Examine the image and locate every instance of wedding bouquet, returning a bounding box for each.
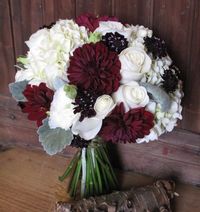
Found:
[9,14,183,198]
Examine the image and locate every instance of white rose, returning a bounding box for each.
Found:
[72,117,102,140]
[119,47,152,83]
[113,81,149,112]
[49,86,79,130]
[95,21,132,39]
[94,95,115,118]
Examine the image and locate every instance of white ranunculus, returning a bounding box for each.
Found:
[119,47,152,83]
[48,86,79,130]
[94,95,115,118]
[95,21,132,39]
[72,117,102,140]
[113,81,149,112]
[25,28,50,49]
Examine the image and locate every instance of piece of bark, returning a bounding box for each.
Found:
[55,180,175,212]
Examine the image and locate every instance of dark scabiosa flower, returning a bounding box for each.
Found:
[102,32,128,54]
[75,13,118,32]
[99,103,154,143]
[144,36,167,59]
[22,83,54,127]
[70,135,91,148]
[73,88,98,121]
[162,66,179,93]
[68,42,121,95]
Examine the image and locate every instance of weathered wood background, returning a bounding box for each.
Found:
[0,0,200,185]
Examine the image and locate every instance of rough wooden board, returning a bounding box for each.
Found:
[0,147,199,212]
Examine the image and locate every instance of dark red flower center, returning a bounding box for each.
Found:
[67,42,121,95]
[99,103,154,143]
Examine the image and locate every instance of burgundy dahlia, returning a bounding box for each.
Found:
[99,103,154,143]
[75,13,118,32]
[68,42,121,95]
[22,83,54,127]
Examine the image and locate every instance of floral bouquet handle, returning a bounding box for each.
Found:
[59,139,118,198]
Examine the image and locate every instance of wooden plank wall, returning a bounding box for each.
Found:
[0,0,200,185]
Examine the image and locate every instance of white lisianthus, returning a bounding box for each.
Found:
[113,81,149,112]
[16,20,88,90]
[48,86,79,130]
[72,117,102,140]
[119,47,152,83]
[94,95,115,118]
[95,21,132,39]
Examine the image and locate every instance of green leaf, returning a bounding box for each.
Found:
[64,84,77,99]
[17,56,28,65]
[37,118,73,155]
[8,80,28,102]
[140,82,172,112]
[88,32,102,43]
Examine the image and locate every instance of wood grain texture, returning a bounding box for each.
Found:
[10,0,43,56]
[110,129,200,185]
[42,0,76,25]
[0,0,15,95]
[0,147,200,212]
[114,0,154,26]
[76,0,113,17]
[182,0,200,132]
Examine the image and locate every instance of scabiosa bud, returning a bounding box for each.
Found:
[144,36,167,59]
[102,32,128,54]
[162,67,179,93]
[70,135,91,148]
[73,88,98,122]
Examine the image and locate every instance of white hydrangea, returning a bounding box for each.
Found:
[15,20,88,90]
[141,56,172,85]
[127,25,152,49]
[137,82,183,143]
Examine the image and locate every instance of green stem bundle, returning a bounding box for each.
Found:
[59,141,118,198]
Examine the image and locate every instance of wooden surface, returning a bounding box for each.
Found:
[0,147,200,212]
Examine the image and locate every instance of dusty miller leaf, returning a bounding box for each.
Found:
[8,80,28,102]
[140,82,172,112]
[37,118,73,155]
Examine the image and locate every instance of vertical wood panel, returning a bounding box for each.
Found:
[182,1,200,132]
[42,0,76,25]
[10,0,43,56]
[76,0,113,17]
[0,0,15,95]
[114,0,154,26]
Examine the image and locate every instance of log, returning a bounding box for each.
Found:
[55,180,175,212]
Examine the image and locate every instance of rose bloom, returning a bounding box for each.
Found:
[119,47,152,84]
[113,81,149,112]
